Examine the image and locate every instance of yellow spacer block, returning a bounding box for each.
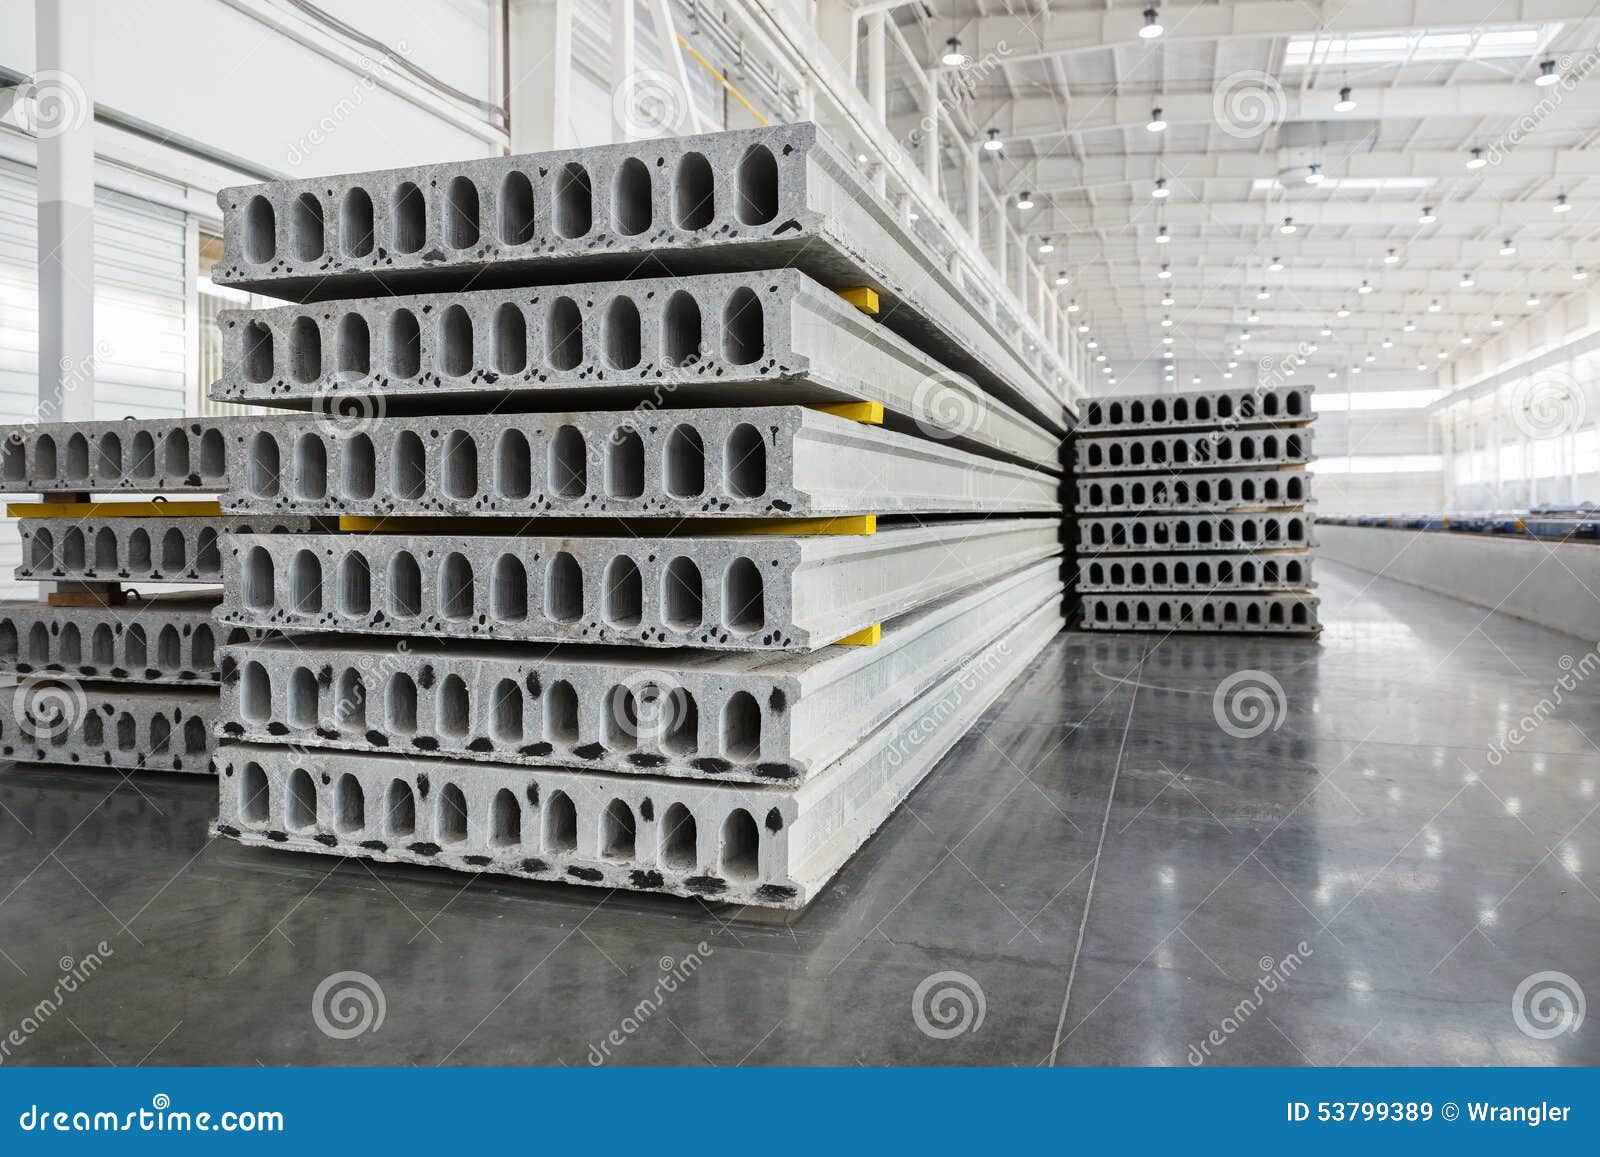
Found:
[835,623,881,647]
[7,500,222,519]
[810,401,885,425]
[337,513,877,537]
[835,286,880,315]
[721,514,876,536]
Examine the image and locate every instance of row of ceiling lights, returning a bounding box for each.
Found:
[952,4,1571,390]
[985,71,1570,154]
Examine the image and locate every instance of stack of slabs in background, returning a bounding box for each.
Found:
[1071,386,1319,634]
[205,123,1070,908]
[0,417,299,773]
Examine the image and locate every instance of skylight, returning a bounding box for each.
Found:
[1283,24,1561,68]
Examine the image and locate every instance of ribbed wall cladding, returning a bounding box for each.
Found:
[1081,386,1314,432]
[1077,512,1313,554]
[1080,592,1320,634]
[210,124,1073,432]
[217,564,1063,782]
[0,417,276,493]
[1075,428,1314,475]
[0,594,236,683]
[15,517,321,585]
[220,406,1059,518]
[0,683,218,773]
[213,603,1059,909]
[216,521,1062,652]
[1074,469,1311,513]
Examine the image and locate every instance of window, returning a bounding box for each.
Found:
[198,232,270,417]
[1283,24,1560,68]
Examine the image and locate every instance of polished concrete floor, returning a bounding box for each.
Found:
[1,559,1595,1066]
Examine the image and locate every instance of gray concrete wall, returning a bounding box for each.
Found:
[1316,523,1599,641]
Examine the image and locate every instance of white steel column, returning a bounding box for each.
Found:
[966,146,980,240]
[610,0,636,142]
[509,0,574,152]
[922,73,940,192]
[647,0,705,134]
[866,13,887,195]
[35,0,95,427]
